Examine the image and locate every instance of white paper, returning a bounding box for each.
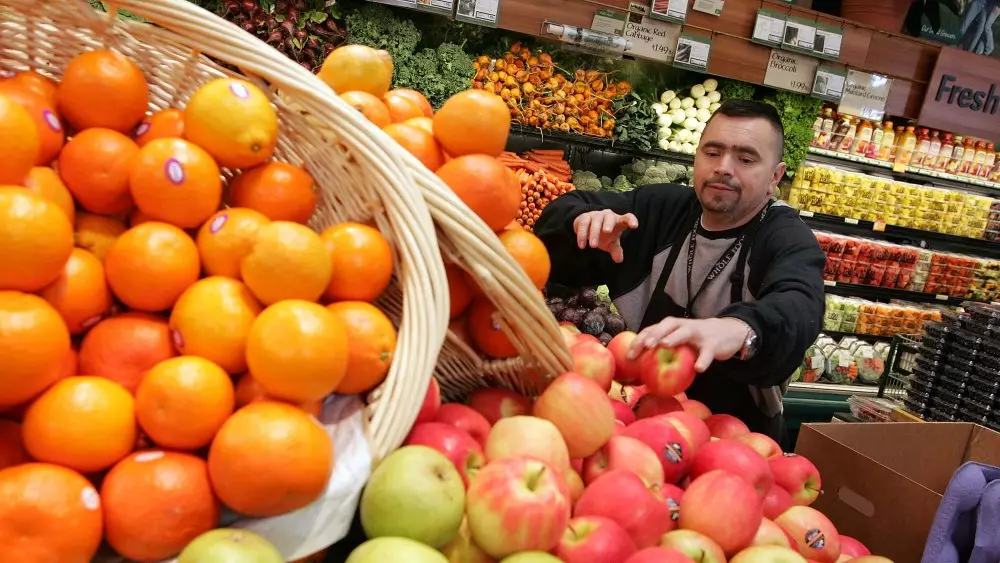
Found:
[814,28,842,57]
[674,35,710,68]
[753,12,785,44]
[783,19,816,50]
[692,0,724,16]
[814,69,846,99]
[456,0,498,25]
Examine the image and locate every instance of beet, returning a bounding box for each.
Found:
[565,295,580,308]
[548,304,567,318]
[578,288,598,307]
[560,308,586,327]
[581,311,606,336]
[598,333,614,346]
[605,314,626,336]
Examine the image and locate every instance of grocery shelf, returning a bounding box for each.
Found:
[820,329,895,343]
[507,124,694,167]
[822,279,980,306]
[789,381,880,397]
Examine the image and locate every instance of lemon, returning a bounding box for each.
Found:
[183,78,278,169]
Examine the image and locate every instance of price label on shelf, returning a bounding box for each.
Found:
[799,210,815,217]
[839,70,891,122]
[752,8,786,47]
[936,294,949,301]
[873,220,887,232]
[454,0,499,27]
[844,218,859,225]
[764,49,818,94]
[824,280,837,287]
[672,32,712,71]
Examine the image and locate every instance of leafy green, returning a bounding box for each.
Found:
[759,89,823,176]
[344,2,421,80]
[612,92,657,152]
[718,79,756,102]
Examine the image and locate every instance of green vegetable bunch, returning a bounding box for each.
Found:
[612,92,657,153]
[760,89,822,177]
[623,159,692,186]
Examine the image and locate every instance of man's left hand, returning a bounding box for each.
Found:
[626,317,749,372]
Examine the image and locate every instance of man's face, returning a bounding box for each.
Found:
[693,113,786,221]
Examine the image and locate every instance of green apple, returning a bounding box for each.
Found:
[499,552,563,562]
[441,518,494,563]
[346,537,448,563]
[360,445,465,548]
[730,545,808,563]
[177,529,282,563]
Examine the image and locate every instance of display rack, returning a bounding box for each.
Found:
[822,279,980,306]
[821,329,894,343]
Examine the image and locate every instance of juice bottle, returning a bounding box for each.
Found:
[911,128,931,168]
[946,136,965,174]
[829,115,852,152]
[982,143,996,179]
[894,126,917,167]
[934,133,954,171]
[838,118,858,154]
[971,141,989,177]
[852,120,874,156]
[866,121,885,159]
[816,108,835,149]
[959,137,976,175]
[811,112,824,146]
[924,131,942,170]
[876,122,896,161]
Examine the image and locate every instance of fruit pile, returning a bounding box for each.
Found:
[547,286,626,345]
[346,327,895,562]
[0,45,404,561]
[498,149,575,231]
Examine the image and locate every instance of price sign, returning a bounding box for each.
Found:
[650,0,687,23]
[839,70,892,122]
[752,9,786,47]
[455,0,499,27]
[813,22,843,59]
[764,49,819,94]
[673,32,712,71]
[812,64,846,102]
[623,15,680,62]
[782,15,816,53]
[592,8,628,36]
[692,0,724,16]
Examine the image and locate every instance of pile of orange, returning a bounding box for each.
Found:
[0,46,401,562]
[317,44,553,362]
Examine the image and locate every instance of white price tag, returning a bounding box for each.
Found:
[824,280,837,287]
[935,294,949,301]
[844,218,859,225]
[800,210,815,217]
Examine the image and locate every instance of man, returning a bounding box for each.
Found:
[534,99,825,442]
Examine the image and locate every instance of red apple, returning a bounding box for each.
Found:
[466,457,571,559]
[634,394,682,420]
[574,469,673,549]
[571,458,584,474]
[607,331,643,384]
[415,377,441,425]
[659,530,727,563]
[565,467,585,503]
[466,388,531,425]
[613,420,626,434]
[434,403,492,446]
[656,483,684,527]
[622,417,691,485]
[609,382,650,408]
[678,470,763,556]
[576,333,601,345]
[775,506,841,563]
[847,557,894,563]
[405,422,485,487]
[705,414,750,439]
[441,518,495,563]
[752,517,794,548]
[534,372,616,458]
[674,392,687,401]
[639,345,696,398]
[735,432,783,458]
[763,482,795,520]
[485,416,570,474]
[610,397,637,425]
[560,322,581,334]
[571,339,616,391]
[768,454,822,506]
[838,535,871,557]
[731,545,808,563]
[661,411,711,454]
[689,439,773,498]
[623,547,694,563]
[583,435,665,487]
[557,516,637,563]
[680,399,711,420]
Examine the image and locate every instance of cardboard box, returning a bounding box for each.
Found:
[795,422,1000,563]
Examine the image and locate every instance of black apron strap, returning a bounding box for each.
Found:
[639,209,698,329]
[729,201,773,303]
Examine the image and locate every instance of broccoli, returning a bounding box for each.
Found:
[572,170,602,191]
[394,44,475,109]
[600,176,613,189]
[631,159,649,176]
[612,175,633,192]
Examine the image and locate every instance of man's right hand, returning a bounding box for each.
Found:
[573,210,639,264]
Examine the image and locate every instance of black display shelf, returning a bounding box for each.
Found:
[822,280,981,306]
[820,329,895,343]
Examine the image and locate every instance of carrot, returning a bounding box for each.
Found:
[530,149,565,156]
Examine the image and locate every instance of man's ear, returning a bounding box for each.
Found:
[771,161,787,194]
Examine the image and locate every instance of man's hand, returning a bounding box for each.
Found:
[573,210,639,264]
[626,317,750,372]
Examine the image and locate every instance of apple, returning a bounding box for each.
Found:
[610,382,650,408]
[775,506,841,563]
[661,411,711,454]
[583,435,665,487]
[571,339,616,391]
[763,482,795,520]
[405,422,485,487]
[559,322,581,334]
[575,333,601,345]
[360,445,465,548]
[610,398,637,425]
[571,458,584,474]
[621,417,690,484]
[466,457,571,559]
[434,403,492,446]
[838,536,871,557]
[704,414,749,439]
[179,529,283,563]
[730,545,807,563]
[613,420,626,434]
[416,378,441,425]
[768,454,822,506]
[485,416,570,473]
[688,439,773,498]
[574,469,673,549]
[557,516,637,563]
[678,470,763,556]
[847,557,894,563]
[533,372,616,458]
[346,537,450,563]
[735,432,782,458]
[680,399,711,420]
[639,345,696,397]
[674,392,687,401]
[657,483,684,526]
[659,530,727,563]
[623,547,694,563]
[565,467,585,503]
[440,518,495,563]
[467,388,530,425]
[752,518,794,548]
[606,331,643,383]
[498,553,562,562]
[634,394,683,419]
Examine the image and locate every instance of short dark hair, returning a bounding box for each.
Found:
[708,99,785,160]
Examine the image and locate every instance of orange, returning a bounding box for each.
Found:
[241,221,332,305]
[389,88,433,118]
[105,222,200,312]
[135,356,235,450]
[196,207,270,278]
[129,207,155,227]
[74,212,127,262]
[383,123,445,172]
[0,83,64,164]
[134,108,185,147]
[78,312,177,394]
[37,248,112,335]
[57,49,149,133]
[433,89,510,157]
[129,138,222,229]
[0,463,103,563]
[0,347,81,421]
[0,420,27,470]
[467,296,518,358]
[169,277,263,374]
[446,263,474,318]
[320,222,393,302]
[499,228,551,289]
[339,90,391,128]
[326,301,397,394]
[233,373,323,417]
[208,401,333,517]
[405,116,435,135]
[24,166,75,226]
[384,91,425,123]
[436,154,520,231]
[246,300,349,403]
[0,186,74,292]
[58,127,139,215]
[0,94,39,184]
[23,376,136,473]
[318,44,393,97]
[229,161,318,224]
[184,78,278,169]
[101,451,220,562]
[3,70,58,106]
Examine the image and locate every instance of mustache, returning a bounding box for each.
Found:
[701,176,741,191]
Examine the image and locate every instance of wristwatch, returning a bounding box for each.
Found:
[733,319,759,361]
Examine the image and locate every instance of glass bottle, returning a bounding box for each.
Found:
[959,137,977,175]
[934,133,954,171]
[838,118,858,154]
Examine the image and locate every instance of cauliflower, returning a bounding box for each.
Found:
[708,91,722,103]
